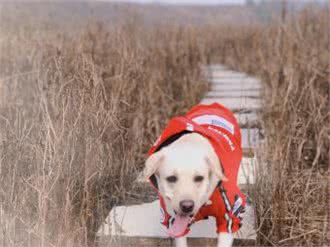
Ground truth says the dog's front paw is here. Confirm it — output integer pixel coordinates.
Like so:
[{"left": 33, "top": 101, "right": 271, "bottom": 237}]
[
  {"left": 175, "top": 236, "right": 188, "bottom": 247},
  {"left": 217, "top": 233, "right": 234, "bottom": 247}
]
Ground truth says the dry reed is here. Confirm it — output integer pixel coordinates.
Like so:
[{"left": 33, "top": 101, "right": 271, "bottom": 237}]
[
  {"left": 0, "top": 4, "right": 328, "bottom": 247},
  {"left": 0, "top": 19, "right": 207, "bottom": 247},
  {"left": 204, "top": 7, "right": 329, "bottom": 246}
]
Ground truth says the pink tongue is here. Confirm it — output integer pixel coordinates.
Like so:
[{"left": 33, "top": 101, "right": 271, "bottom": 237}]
[{"left": 168, "top": 215, "right": 190, "bottom": 238}]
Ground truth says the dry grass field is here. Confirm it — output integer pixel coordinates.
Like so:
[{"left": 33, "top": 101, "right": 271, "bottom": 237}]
[
  {"left": 0, "top": 2, "right": 329, "bottom": 247},
  {"left": 0, "top": 17, "right": 208, "bottom": 247},
  {"left": 204, "top": 8, "right": 329, "bottom": 246}
]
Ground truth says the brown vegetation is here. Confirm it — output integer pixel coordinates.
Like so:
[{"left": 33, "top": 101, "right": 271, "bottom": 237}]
[
  {"left": 0, "top": 20, "right": 207, "bottom": 246},
  {"left": 204, "top": 8, "right": 329, "bottom": 246},
  {"left": 0, "top": 3, "right": 328, "bottom": 247}
]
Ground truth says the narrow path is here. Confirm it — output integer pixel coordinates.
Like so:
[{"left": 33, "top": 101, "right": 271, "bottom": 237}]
[{"left": 97, "top": 64, "right": 262, "bottom": 247}]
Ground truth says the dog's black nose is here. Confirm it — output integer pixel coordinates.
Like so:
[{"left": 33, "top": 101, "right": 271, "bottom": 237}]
[{"left": 180, "top": 200, "right": 194, "bottom": 213}]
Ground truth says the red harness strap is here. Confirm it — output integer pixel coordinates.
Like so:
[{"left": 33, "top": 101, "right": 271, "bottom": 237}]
[{"left": 148, "top": 103, "right": 246, "bottom": 236}]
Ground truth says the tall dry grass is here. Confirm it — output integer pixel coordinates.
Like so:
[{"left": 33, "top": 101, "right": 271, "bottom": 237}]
[
  {"left": 204, "top": 7, "right": 329, "bottom": 246},
  {"left": 0, "top": 19, "right": 207, "bottom": 246},
  {"left": 1, "top": 4, "right": 329, "bottom": 247}
]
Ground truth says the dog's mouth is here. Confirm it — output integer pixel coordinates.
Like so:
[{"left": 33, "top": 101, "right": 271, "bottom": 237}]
[
  {"left": 174, "top": 210, "right": 194, "bottom": 218},
  {"left": 168, "top": 211, "right": 194, "bottom": 238}
]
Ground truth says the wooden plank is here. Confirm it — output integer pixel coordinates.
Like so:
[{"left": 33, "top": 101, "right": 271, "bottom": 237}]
[
  {"left": 211, "top": 70, "right": 247, "bottom": 78},
  {"left": 238, "top": 158, "right": 256, "bottom": 185},
  {"left": 97, "top": 236, "right": 255, "bottom": 247},
  {"left": 97, "top": 200, "right": 256, "bottom": 240},
  {"left": 211, "top": 83, "right": 261, "bottom": 91},
  {"left": 241, "top": 128, "right": 260, "bottom": 150},
  {"left": 210, "top": 77, "right": 260, "bottom": 85},
  {"left": 200, "top": 97, "right": 261, "bottom": 111},
  {"left": 234, "top": 112, "right": 259, "bottom": 128},
  {"left": 206, "top": 90, "right": 260, "bottom": 98}
]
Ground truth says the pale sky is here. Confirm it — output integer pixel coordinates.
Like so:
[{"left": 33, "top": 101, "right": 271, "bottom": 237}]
[{"left": 107, "top": 0, "right": 246, "bottom": 5}]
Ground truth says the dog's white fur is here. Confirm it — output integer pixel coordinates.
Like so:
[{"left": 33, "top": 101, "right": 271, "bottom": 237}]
[{"left": 144, "top": 133, "right": 233, "bottom": 247}]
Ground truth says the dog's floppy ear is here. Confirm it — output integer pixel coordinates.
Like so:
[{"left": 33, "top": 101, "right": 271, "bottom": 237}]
[
  {"left": 143, "top": 152, "right": 164, "bottom": 181},
  {"left": 202, "top": 152, "right": 228, "bottom": 204},
  {"left": 205, "top": 154, "right": 228, "bottom": 182}
]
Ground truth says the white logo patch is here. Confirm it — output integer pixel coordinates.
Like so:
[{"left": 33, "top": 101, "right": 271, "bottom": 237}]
[{"left": 192, "top": 114, "right": 234, "bottom": 134}]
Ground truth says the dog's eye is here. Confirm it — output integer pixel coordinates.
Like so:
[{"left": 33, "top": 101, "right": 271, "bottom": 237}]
[
  {"left": 194, "top": 175, "right": 204, "bottom": 182},
  {"left": 166, "top": 175, "right": 178, "bottom": 183}
]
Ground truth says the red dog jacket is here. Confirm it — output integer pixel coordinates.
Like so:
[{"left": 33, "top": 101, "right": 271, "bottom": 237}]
[{"left": 148, "top": 103, "right": 246, "bottom": 237}]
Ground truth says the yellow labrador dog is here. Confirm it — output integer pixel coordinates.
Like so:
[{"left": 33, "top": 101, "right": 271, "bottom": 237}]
[{"left": 144, "top": 103, "right": 246, "bottom": 247}]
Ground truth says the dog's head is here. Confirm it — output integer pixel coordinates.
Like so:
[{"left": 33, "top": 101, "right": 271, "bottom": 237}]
[{"left": 144, "top": 133, "right": 227, "bottom": 218}]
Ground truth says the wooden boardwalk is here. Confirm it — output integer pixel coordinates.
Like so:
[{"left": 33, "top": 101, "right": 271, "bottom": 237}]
[{"left": 97, "top": 64, "right": 262, "bottom": 246}]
